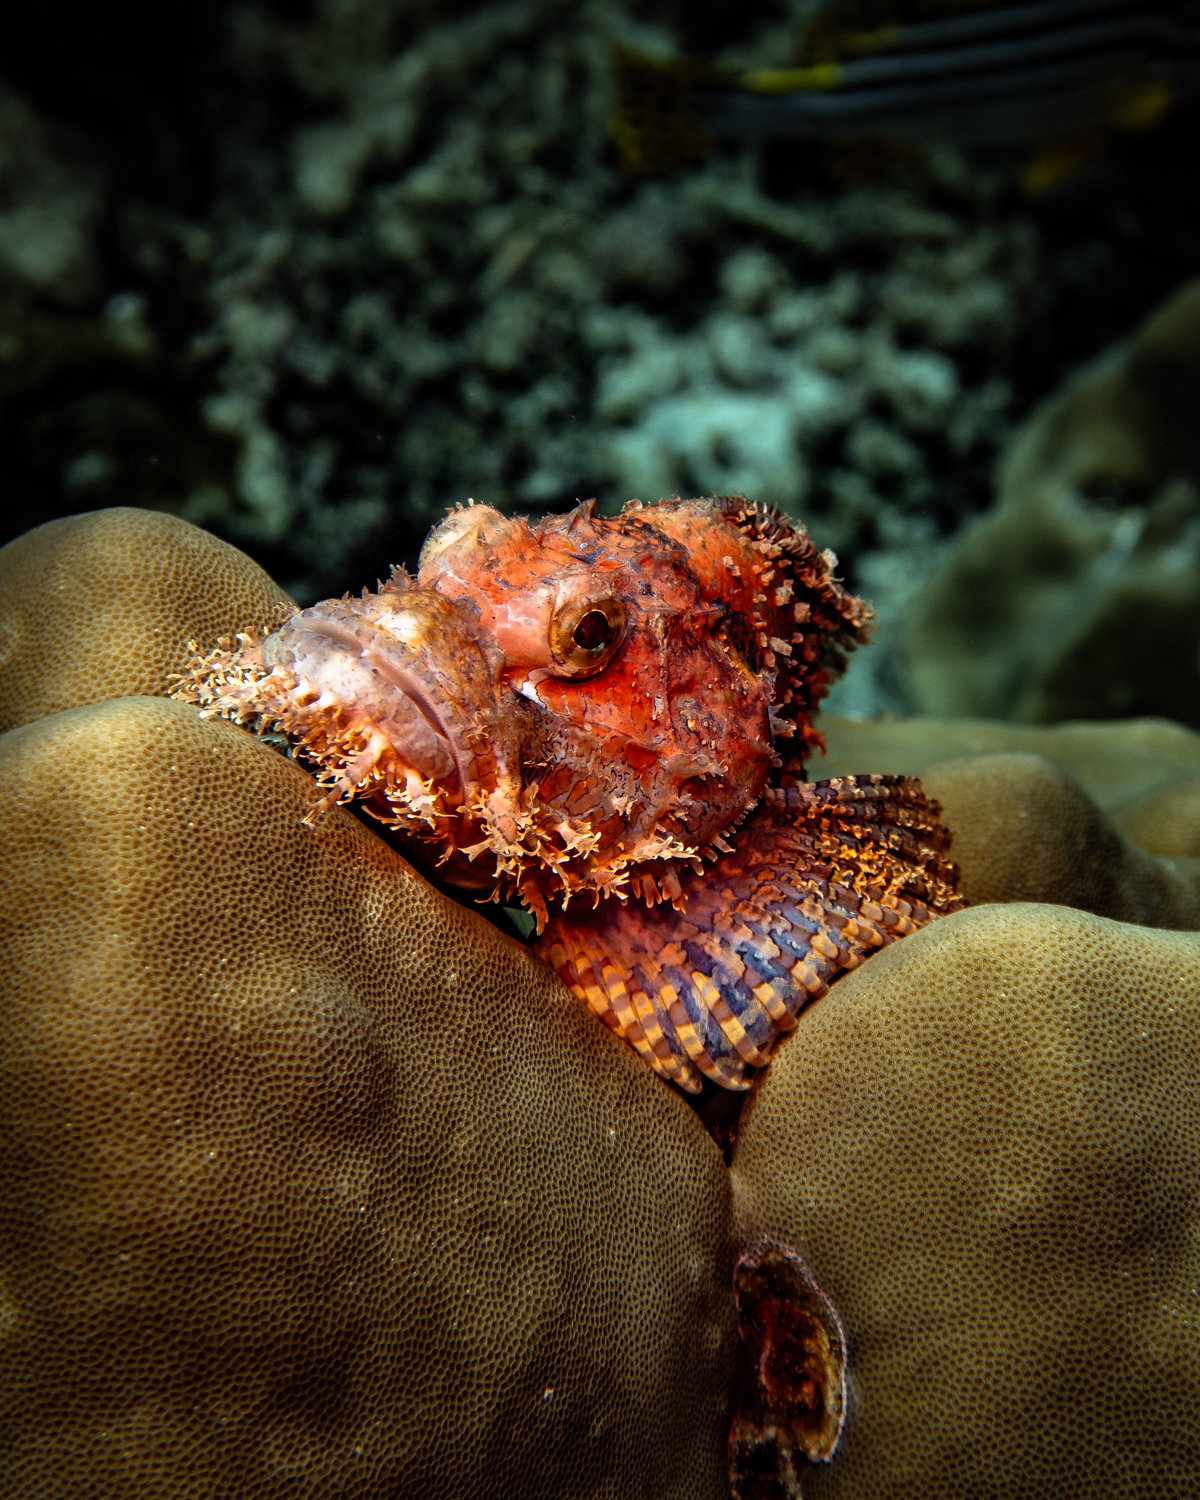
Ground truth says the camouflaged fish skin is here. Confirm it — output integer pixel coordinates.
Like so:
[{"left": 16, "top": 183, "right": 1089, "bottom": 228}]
[{"left": 173, "top": 494, "right": 963, "bottom": 1091}]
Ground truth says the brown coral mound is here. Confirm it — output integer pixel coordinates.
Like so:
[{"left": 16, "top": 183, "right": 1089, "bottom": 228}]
[
  {"left": 922, "top": 752, "right": 1200, "bottom": 927},
  {"left": 899, "top": 278, "right": 1200, "bottom": 727},
  {"left": 819, "top": 711, "right": 1200, "bottom": 812},
  {"left": 0, "top": 507, "right": 294, "bottom": 732},
  {"left": 819, "top": 717, "right": 1200, "bottom": 928},
  {"left": 1111, "top": 778, "right": 1200, "bottom": 857},
  {"left": 732, "top": 902, "right": 1200, "bottom": 1498},
  {"left": 0, "top": 694, "right": 736, "bottom": 1499}
]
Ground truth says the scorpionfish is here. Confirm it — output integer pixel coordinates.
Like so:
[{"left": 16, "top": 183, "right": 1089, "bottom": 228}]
[{"left": 172, "top": 496, "right": 963, "bottom": 1093}]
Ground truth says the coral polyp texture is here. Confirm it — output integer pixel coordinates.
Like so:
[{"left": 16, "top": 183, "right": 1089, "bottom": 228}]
[
  {"left": 0, "top": 693, "right": 738, "bottom": 1499},
  {"left": 171, "top": 495, "right": 963, "bottom": 1091},
  {"left": 0, "top": 507, "right": 294, "bottom": 734},
  {"left": 7, "top": 508, "right": 1200, "bottom": 1495}
]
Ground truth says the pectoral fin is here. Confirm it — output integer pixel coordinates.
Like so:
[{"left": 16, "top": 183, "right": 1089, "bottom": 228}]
[{"left": 537, "top": 774, "right": 965, "bottom": 1093}]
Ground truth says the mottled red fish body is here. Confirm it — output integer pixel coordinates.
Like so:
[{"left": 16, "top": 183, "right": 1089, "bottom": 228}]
[{"left": 172, "top": 493, "right": 961, "bottom": 1091}]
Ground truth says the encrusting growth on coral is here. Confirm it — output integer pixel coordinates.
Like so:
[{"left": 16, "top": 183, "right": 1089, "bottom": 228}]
[
  {"left": 728, "top": 1241, "right": 848, "bottom": 1500},
  {"left": 172, "top": 493, "right": 962, "bottom": 1091}
]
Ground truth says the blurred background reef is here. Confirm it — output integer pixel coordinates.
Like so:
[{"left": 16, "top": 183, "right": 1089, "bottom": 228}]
[{"left": 3, "top": 0, "right": 1200, "bottom": 724}]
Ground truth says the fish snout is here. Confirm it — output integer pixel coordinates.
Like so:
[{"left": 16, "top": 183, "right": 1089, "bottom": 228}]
[{"left": 261, "top": 591, "right": 508, "bottom": 811}]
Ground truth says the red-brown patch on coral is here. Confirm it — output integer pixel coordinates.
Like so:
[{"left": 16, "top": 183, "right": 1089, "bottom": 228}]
[{"left": 729, "top": 1243, "right": 847, "bottom": 1500}]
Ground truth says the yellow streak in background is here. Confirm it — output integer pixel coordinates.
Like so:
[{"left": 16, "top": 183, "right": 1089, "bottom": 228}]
[
  {"left": 1108, "top": 77, "right": 1176, "bottom": 132},
  {"left": 741, "top": 63, "right": 843, "bottom": 95},
  {"left": 836, "top": 24, "right": 905, "bottom": 58}
]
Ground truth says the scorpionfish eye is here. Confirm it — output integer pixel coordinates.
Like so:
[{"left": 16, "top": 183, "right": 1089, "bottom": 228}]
[{"left": 548, "top": 594, "right": 627, "bottom": 677}]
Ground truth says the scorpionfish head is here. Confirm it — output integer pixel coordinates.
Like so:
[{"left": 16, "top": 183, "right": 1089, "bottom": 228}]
[{"left": 174, "top": 495, "right": 870, "bottom": 930}]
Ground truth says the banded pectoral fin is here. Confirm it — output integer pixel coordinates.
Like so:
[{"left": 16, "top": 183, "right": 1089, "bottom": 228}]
[{"left": 535, "top": 774, "right": 965, "bottom": 1094}]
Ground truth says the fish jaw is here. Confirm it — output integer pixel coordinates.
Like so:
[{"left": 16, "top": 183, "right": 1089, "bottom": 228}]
[{"left": 170, "top": 588, "right": 526, "bottom": 869}]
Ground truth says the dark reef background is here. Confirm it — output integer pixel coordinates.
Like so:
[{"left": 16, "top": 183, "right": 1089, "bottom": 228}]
[{"left": 3, "top": 0, "right": 1200, "bottom": 713}]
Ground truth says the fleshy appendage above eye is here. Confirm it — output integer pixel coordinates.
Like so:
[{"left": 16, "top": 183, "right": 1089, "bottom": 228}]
[{"left": 548, "top": 593, "right": 628, "bottom": 677}]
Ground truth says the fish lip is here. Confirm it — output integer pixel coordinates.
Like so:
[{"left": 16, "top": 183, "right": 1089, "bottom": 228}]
[
  {"left": 271, "top": 611, "right": 485, "bottom": 803},
  {"left": 365, "top": 646, "right": 476, "bottom": 793}
]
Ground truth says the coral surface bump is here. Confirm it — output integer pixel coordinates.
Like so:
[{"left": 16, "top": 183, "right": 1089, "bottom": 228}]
[
  {"left": 733, "top": 901, "right": 1200, "bottom": 1498},
  {"left": 0, "top": 694, "right": 736, "bottom": 1499},
  {"left": 0, "top": 507, "right": 293, "bottom": 733},
  {"left": 819, "top": 710, "right": 1200, "bottom": 813}
]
